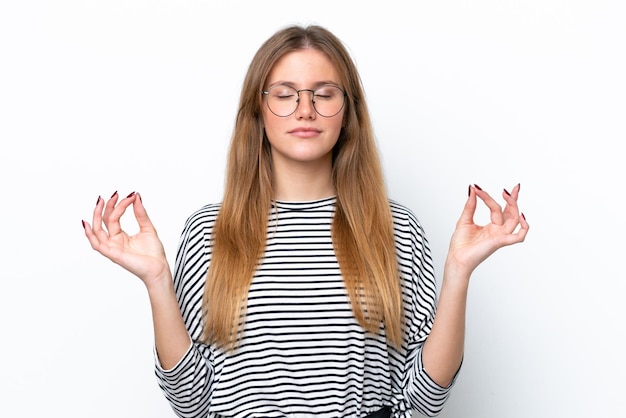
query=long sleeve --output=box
[389,201,460,417]
[154,204,221,418]
[152,199,459,418]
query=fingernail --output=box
[518,183,521,191]
[468,185,471,196]
[126,191,136,198]
[521,212,526,220]
[111,191,118,198]
[474,184,483,191]
[137,193,142,203]
[504,188,511,196]
[81,220,86,229]
[95,196,101,206]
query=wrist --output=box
[443,256,473,287]
[145,270,175,297]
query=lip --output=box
[288,127,321,138]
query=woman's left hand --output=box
[446,183,529,276]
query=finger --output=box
[457,185,478,226]
[519,212,530,239]
[101,191,119,233]
[103,191,136,236]
[474,185,504,225]
[86,195,115,253]
[90,195,106,237]
[132,193,158,234]
[501,212,530,246]
[502,183,520,211]
[83,215,112,257]
[82,219,100,250]
[501,184,523,230]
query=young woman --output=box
[82,25,528,418]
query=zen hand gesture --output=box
[447,184,529,276]
[82,191,169,288]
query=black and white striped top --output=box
[155,197,458,418]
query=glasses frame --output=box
[261,84,347,118]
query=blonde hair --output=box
[202,25,403,350]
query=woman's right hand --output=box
[82,191,169,288]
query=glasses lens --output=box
[265,85,345,117]
[312,85,345,117]
[266,85,298,117]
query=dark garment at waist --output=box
[365,406,391,418]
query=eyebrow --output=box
[265,80,342,89]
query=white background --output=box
[1,1,624,417]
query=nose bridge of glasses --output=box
[296,88,316,103]
[294,89,316,117]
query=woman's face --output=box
[262,48,345,171]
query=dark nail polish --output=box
[127,191,136,198]
[504,188,511,196]
[81,220,86,229]
[95,196,101,206]
[468,185,471,196]
[474,184,483,191]
[111,191,118,198]
[521,213,526,220]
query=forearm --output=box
[422,260,470,387]
[146,273,192,370]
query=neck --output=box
[272,158,335,201]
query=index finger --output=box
[102,191,136,237]
[473,185,505,225]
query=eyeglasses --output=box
[262,84,346,117]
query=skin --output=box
[262,49,344,201]
[423,183,528,385]
[82,48,529,386]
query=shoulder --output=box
[181,202,222,236]
[388,198,430,243]
[389,199,421,229]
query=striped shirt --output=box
[155,197,458,418]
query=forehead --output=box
[266,48,340,86]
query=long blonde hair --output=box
[203,25,403,350]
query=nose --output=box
[295,89,316,119]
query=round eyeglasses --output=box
[262,84,347,117]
